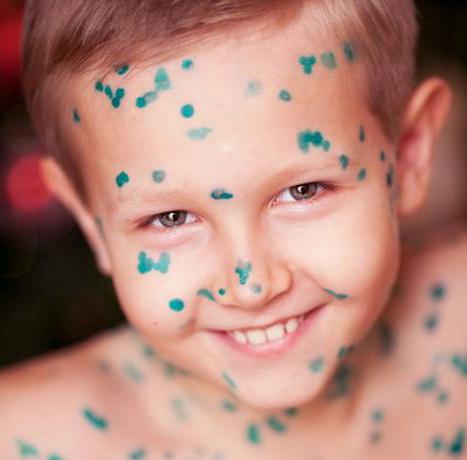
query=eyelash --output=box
[143,181,334,232]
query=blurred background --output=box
[0,0,466,368]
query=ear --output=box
[41,157,112,276]
[396,78,452,217]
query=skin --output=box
[1,5,463,460]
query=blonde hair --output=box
[22,0,418,198]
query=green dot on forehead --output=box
[181,103,195,118]
[168,298,185,312]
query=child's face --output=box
[69,20,402,408]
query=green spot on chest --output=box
[116,171,130,188]
[82,407,109,430]
[246,423,261,444]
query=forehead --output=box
[72,16,368,199]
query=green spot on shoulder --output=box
[16,438,39,457]
[266,416,287,433]
[197,288,216,302]
[246,423,261,444]
[181,59,194,70]
[152,170,166,183]
[187,127,212,140]
[168,298,185,312]
[181,103,195,118]
[211,189,234,200]
[82,407,109,430]
[321,52,337,70]
[279,89,292,101]
[299,55,317,75]
[116,171,130,188]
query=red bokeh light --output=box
[6,153,52,212]
[0,8,22,86]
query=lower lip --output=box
[211,305,326,358]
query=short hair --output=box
[22,0,418,200]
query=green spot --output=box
[136,91,157,108]
[169,298,185,312]
[104,85,113,98]
[221,400,238,412]
[218,288,226,296]
[137,251,170,274]
[370,431,382,444]
[246,423,261,444]
[449,429,465,456]
[359,125,366,142]
[187,127,212,140]
[116,64,130,75]
[431,436,444,451]
[266,416,287,433]
[16,439,39,457]
[181,103,195,118]
[82,407,109,430]
[142,345,156,359]
[424,313,439,331]
[181,59,194,70]
[451,354,467,377]
[279,89,292,101]
[438,390,449,404]
[338,345,355,359]
[47,455,64,460]
[343,42,357,61]
[123,362,144,383]
[247,79,262,96]
[380,151,386,162]
[309,355,325,373]
[417,375,437,392]
[298,129,331,153]
[154,67,171,91]
[430,283,446,301]
[72,109,81,123]
[171,398,188,421]
[197,288,216,302]
[152,170,166,183]
[327,363,354,399]
[321,52,337,70]
[129,448,146,460]
[222,371,237,390]
[386,164,395,187]
[95,80,104,92]
[283,407,299,417]
[339,154,349,170]
[371,408,385,423]
[299,55,317,75]
[235,260,252,286]
[251,284,262,294]
[358,168,367,181]
[378,321,395,356]
[211,189,234,200]
[324,288,349,300]
[116,171,130,188]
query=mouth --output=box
[210,304,326,357]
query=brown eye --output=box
[158,211,187,227]
[289,183,319,200]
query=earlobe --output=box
[395,78,452,217]
[41,157,113,276]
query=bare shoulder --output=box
[0,323,154,459]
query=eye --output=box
[146,210,197,229]
[275,182,328,204]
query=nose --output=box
[218,230,293,311]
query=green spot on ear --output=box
[116,171,130,187]
[82,407,109,430]
[246,423,261,444]
[339,154,349,170]
[168,298,185,312]
[181,59,194,70]
[197,288,216,302]
[152,170,166,183]
[211,189,234,200]
[72,109,81,123]
[181,103,195,118]
[279,89,292,101]
[358,168,367,181]
[321,52,337,70]
[187,127,212,140]
[299,55,317,75]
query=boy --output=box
[1,0,465,458]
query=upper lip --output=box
[217,304,323,332]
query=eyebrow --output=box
[113,157,358,215]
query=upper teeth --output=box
[227,315,304,347]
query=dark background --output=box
[1,0,466,368]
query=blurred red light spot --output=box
[6,154,52,211]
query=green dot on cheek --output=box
[169,298,185,312]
